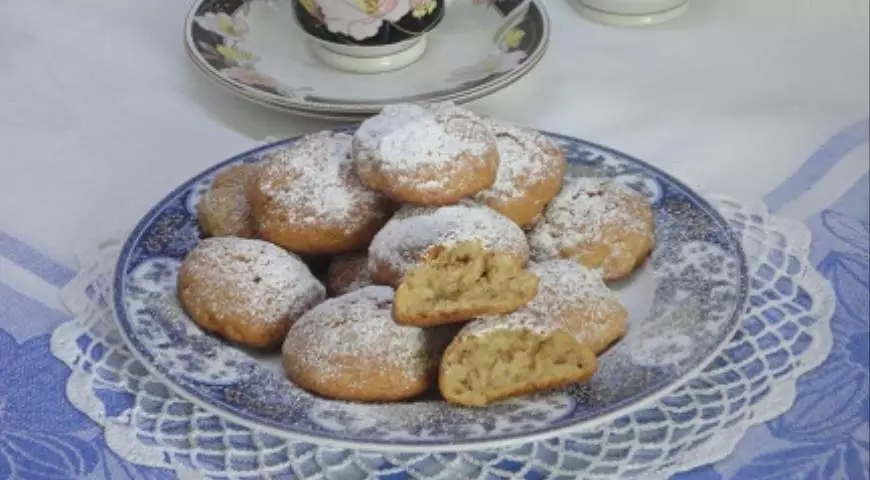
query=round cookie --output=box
[177,237,326,349]
[439,309,598,407]
[527,260,628,354]
[197,163,261,238]
[368,203,530,287]
[249,131,394,255]
[326,251,374,297]
[472,123,566,228]
[527,177,655,281]
[352,102,499,206]
[282,286,454,402]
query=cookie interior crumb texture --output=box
[439,315,598,407]
[393,241,539,327]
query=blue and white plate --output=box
[112,130,749,452]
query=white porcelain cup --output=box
[297,0,528,74]
[571,0,690,27]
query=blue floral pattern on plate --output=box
[110,131,749,451]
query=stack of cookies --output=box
[177,102,655,407]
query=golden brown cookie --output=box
[527,260,627,354]
[177,237,326,349]
[368,204,530,287]
[197,163,261,238]
[352,102,499,206]
[249,131,393,255]
[439,309,598,407]
[527,177,655,281]
[326,251,374,297]
[393,241,539,327]
[472,123,566,228]
[282,286,454,402]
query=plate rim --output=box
[181,0,551,115]
[110,130,750,453]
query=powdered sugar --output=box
[526,260,623,319]
[528,177,651,261]
[474,123,565,202]
[198,185,253,234]
[255,131,390,231]
[368,204,530,282]
[197,163,261,237]
[283,286,448,382]
[352,102,497,195]
[179,237,326,326]
[463,309,564,338]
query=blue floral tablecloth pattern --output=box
[0,120,867,479]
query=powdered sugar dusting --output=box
[179,237,326,326]
[528,177,650,261]
[256,131,390,231]
[198,185,253,235]
[474,122,565,202]
[368,204,530,281]
[463,309,564,338]
[283,286,448,382]
[352,102,497,193]
[526,260,623,320]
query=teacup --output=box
[293,0,449,74]
[570,0,690,27]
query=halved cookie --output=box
[393,241,539,327]
[439,309,598,407]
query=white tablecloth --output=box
[1,0,868,478]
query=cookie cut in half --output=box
[393,241,539,327]
[439,310,598,407]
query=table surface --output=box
[1,0,868,478]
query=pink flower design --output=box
[316,0,414,41]
[221,66,281,89]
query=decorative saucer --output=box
[184,0,549,117]
[111,129,749,452]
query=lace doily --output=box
[50,195,835,479]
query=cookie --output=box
[326,251,374,297]
[177,237,326,349]
[527,177,655,281]
[528,260,627,354]
[472,123,566,228]
[249,131,393,255]
[439,309,598,407]
[197,163,261,238]
[282,286,454,402]
[393,241,539,327]
[368,203,530,287]
[352,102,499,206]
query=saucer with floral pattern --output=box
[185,0,549,117]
